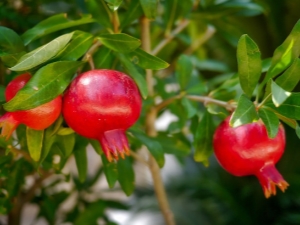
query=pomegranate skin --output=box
[62,69,142,161]
[0,73,62,138]
[213,116,288,198]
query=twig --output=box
[186,95,236,111]
[112,11,120,33]
[82,39,102,62]
[155,94,183,112]
[130,150,148,166]
[152,19,190,56]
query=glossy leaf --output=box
[258,108,279,138]
[26,128,44,162]
[175,54,193,90]
[0,26,24,56]
[4,61,83,111]
[181,97,197,119]
[89,139,103,155]
[139,0,158,19]
[55,133,75,158]
[93,46,114,69]
[73,135,89,183]
[117,157,135,196]
[194,110,215,166]
[117,53,148,98]
[86,0,112,28]
[230,94,259,127]
[39,127,56,164]
[120,0,143,28]
[98,33,140,53]
[105,0,123,10]
[127,48,169,70]
[57,31,94,61]
[22,14,95,45]
[237,34,262,97]
[275,58,300,91]
[10,33,74,71]
[271,80,291,107]
[101,155,118,188]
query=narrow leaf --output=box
[4,61,83,111]
[120,0,143,28]
[237,34,262,97]
[295,123,300,139]
[98,33,141,53]
[93,46,114,69]
[26,127,44,161]
[101,155,118,188]
[55,133,75,158]
[73,135,89,183]
[74,201,105,225]
[117,157,135,196]
[10,33,74,71]
[271,80,291,107]
[275,58,300,91]
[175,54,193,90]
[86,0,112,28]
[22,14,95,45]
[104,0,123,10]
[181,97,197,119]
[258,108,279,138]
[127,48,169,70]
[194,110,215,166]
[0,26,24,56]
[139,0,158,19]
[230,94,259,127]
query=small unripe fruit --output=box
[213,116,288,198]
[0,73,62,138]
[62,69,142,162]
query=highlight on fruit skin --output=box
[0,73,62,139]
[213,115,288,198]
[62,69,142,162]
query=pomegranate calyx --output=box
[99,129,130,162]
[0,113,20,140]
[256,163,289,198]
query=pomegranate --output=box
[62,69,142,162]
[0,73,62,139]
[213,115,288,198]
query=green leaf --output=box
[261,19,300,86]
[4,61,83,111]
[86,0,112,28]
[127,48,169,70]
[55,133,75,158]
[73,135,89,183]
[295,123,300,139]
[74,201,105,225]
[237,34,262,97]
[10,33,74,71]
[275,58,300,91]
[230,94,259,127]
[0,26,24,56]
[155,133,191,156]
[105,0,123,10]
[131,130,165,168]
[258,108,279,138]
[181,97,197,119]
[89,139,102,155]
[57,128,74,136]
[26,127,44,162]
[93,46,114,69]
[175,54,193,90]
[98,33,141,53]
[194,110,215,166]
[117,53,148,98]
[22,14,95,45]
[57,31,94,61]
[117,157,135,196]
[139,0,158,19]
[101,155,118,188]
[266,93,300,120]
[39,127,56,164]
[120,0,143,28]
[1,52,26,67]
[271,80,291,107]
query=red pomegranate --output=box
[0,73,62,139]
[62,69,142,162]
[213,115,288,198]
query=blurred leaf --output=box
[74,201,105,225]
[127,48,169,70]
[181,97,197,119]
[86,0,112,28]
[57,31,94,61]
[89,139,102,155]
[4,61,83,111]
[237,34,262,97]
[39,127,56,164]
[139,0,158,19]
[262,58,272,73]
[230,94,258,127]
[120,0,143,28]
[6,159,24,197]
[271,80,291,107]
[155,133,191,156]
[93,46,114,69]
[105,0,123,10]
[98,33,141,53]
[56,133,75,158]
[192,58,229,73]
[176,54,193,90]
[1,52,26,67]
[118,53,148,98]
[117,157,135,196]
[194,110,215,166]
[275,58,300,91]
[258,108,279,138]
[101,155,118,188]
[57,128,74,136]
[26,127,44,162]
[295,123,300,139]
[0,26,24,56]
[10,33,73,71]
[22,14,95,45]
[73,135,89,183]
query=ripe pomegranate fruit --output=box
[213,115,288,198]
[62,69,142,162]
[0,73,62,139]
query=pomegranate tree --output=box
[0,73,62,139]
[213,115,288,198]
[62,69,142,162]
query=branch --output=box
[186,95,236,111]
[130,150,148,166]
